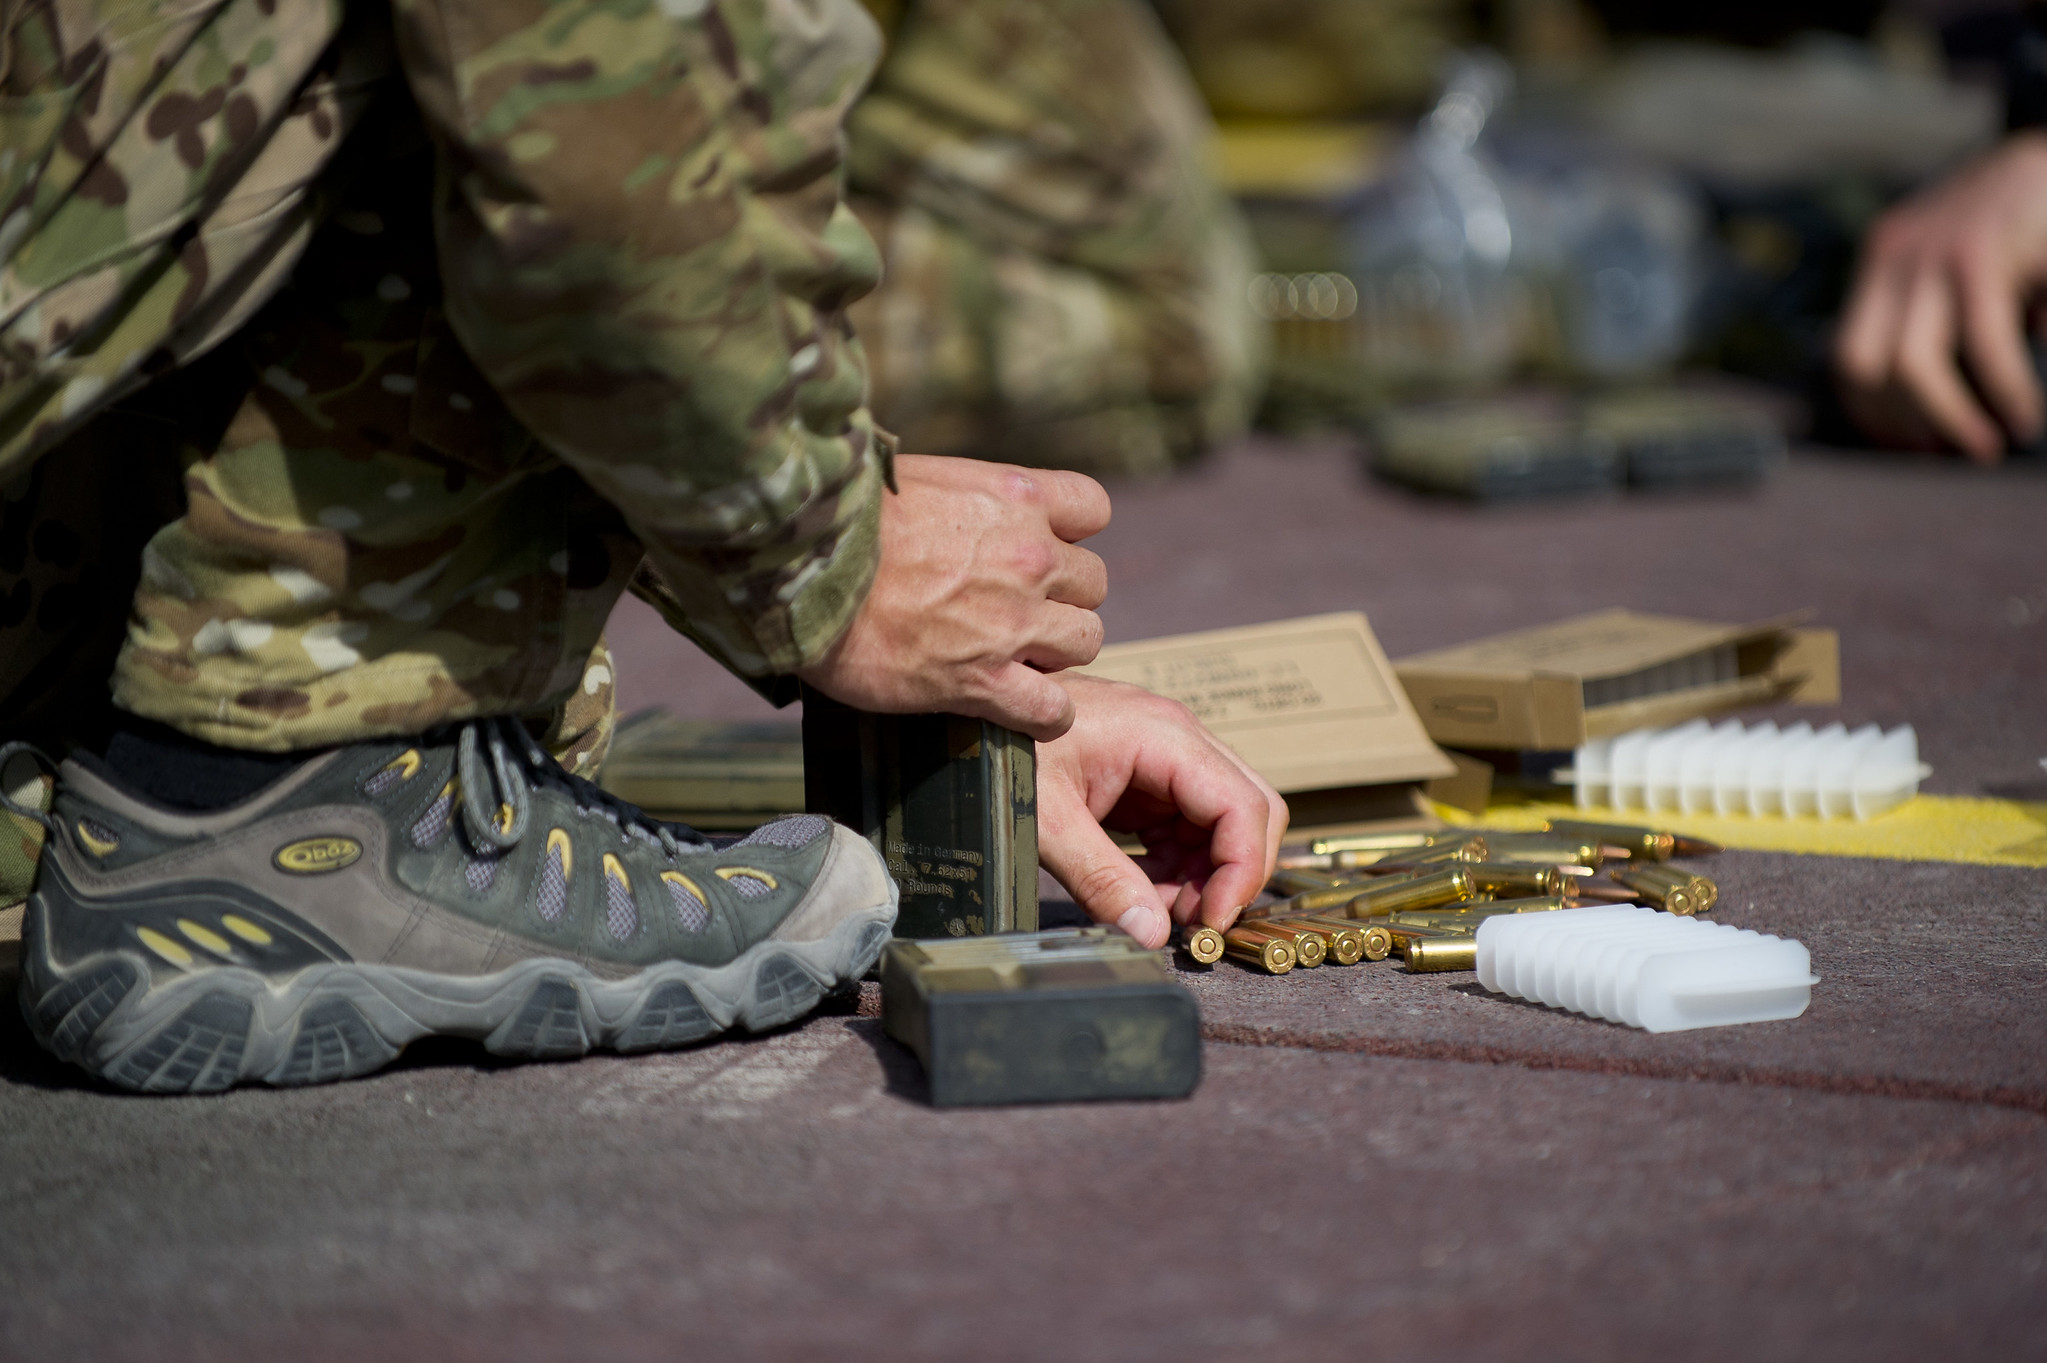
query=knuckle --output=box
[1010,538,1057,583]
[1146,693,1196,726]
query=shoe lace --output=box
[454,718,707,859]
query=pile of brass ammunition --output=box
[1190,818,1723,977]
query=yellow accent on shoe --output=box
[547,827,573,879]
[274,837,363,874]
[135,927,192,966]
[496,803,515,835]
[661,870,705,901]
[76,819,118,857]
[715,866,778,891]
[602,852,630,891]
[220,915,273,945]
[385,750,423,780]
[176,920,232,955]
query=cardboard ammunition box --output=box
[1393,609,1840,750]
[599,713,803,830]
[881,928,1201,1107]
[802,690,1038,941]
[1076,613,1456,836]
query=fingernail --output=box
[1117,903,1165,947]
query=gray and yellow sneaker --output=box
[7,719,897,1092]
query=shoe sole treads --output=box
[20,904,896,1092]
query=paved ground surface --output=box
[4,438,2044,1359]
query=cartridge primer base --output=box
[881,929,1201,1107]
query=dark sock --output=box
[99,715,318,812]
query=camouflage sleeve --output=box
[386,0,892,679]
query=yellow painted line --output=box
[1438,794,2047,868]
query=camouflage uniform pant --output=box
[846,0,1268,478]
[0,381,626,908]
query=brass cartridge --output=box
[1308,832,1444,857]
[1636,865,1718,911]
[1267,867,1374,896]
[1545,819,1723,862]
[1177,925,1225,965]
[1344,868,1484,918]
[1403,937,1479,973]
[1620,862,1687,889]
[1568,879,1640,904]
[1277,916,1366,965]
[1223,927,1295,973]
[1615,863,1718,911]
[1621,863,1719,908]
[1233,919,1326,968]
[1249,880,1391,918]
[1279,926,1329,968]
[1386,896,1568,926]
[1369,837,1491,874]
[1277,851,1424,871]
[1463,862,1571,898]
[1612,867,1699,916]
[1482,832,1607,869]
[1359,924,1396,961]
[1373,919,1466,944]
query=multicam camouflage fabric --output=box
[0,0,894,754]
[0,0,378,473]
[845,0,1266,477]
[1,0,1259,787]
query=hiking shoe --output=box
[9,719,897,1092]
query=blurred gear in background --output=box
[845,0,1268,478]
[1152,0,1473,118]
[1171,0,2010,476]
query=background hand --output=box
[1034,673,1287,948]
[1836,131,2047,461]
[796,454,1109,740]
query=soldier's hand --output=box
[1035,674,1287,948]
[1836,131,2047,461]
[796,454,1110,740]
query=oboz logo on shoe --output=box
[274,837,363,874]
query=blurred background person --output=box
[845,0,1268,478]
[1836,2,2047,461]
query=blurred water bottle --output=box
[1346,51,1522,388]
[1345,51,1705,387]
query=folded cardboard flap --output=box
[1077,612,1455,835]
[1393,609,1840,750]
